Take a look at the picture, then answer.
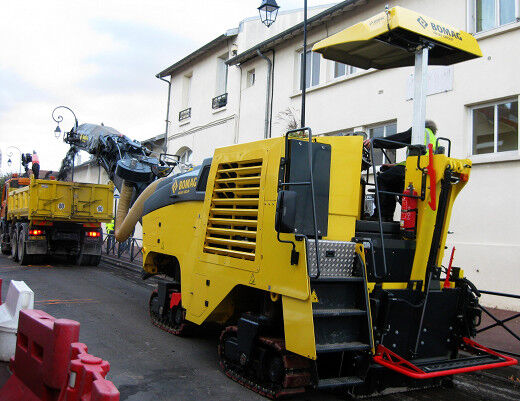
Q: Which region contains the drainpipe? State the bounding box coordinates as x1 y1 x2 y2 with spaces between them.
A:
156 74 171 153
256 49 272 140
236 64 243 144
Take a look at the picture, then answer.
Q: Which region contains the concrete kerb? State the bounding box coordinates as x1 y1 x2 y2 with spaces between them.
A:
100 255 141 274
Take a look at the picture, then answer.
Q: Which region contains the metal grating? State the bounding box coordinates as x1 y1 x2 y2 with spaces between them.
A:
306 240 357 278
204 159 262 261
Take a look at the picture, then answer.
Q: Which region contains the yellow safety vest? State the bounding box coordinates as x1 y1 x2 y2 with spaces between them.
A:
106 219 114 232
397 128 437 165
425 128 437 153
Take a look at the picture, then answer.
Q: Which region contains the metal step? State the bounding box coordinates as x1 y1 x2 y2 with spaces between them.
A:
416 354 504 373
316 341 371 353
317 376 364 389
313 308 366 317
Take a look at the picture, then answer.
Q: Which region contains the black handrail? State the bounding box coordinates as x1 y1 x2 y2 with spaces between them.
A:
369 141 388 281
367 137 431 281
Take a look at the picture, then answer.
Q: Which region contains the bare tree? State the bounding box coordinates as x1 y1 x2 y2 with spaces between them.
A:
275 107 300 132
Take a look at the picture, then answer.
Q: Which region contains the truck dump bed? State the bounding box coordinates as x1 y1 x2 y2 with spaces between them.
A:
7 179 113 223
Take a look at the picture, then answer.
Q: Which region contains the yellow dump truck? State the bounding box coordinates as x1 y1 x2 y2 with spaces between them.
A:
0 177 113 266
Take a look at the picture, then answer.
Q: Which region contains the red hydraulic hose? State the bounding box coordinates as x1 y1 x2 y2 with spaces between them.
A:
444 246 456 289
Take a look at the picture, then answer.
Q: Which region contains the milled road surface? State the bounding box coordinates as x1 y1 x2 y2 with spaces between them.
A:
0 254 518 400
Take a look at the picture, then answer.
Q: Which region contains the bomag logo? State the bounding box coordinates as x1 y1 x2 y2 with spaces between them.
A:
417 16 428 29
172 177 197 195
431 22 462 41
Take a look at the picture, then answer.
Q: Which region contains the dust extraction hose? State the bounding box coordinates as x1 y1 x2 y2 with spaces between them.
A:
114 177 167 242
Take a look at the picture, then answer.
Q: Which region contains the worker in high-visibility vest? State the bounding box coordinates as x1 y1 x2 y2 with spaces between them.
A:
106 217 115 252
106 218 115 234
364 120 438 221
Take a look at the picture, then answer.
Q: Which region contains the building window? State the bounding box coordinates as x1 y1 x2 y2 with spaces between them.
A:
182 73 192 109
247 69 256 87
368 122 397 165
299 50 321 90
325 128 355 136
474 0 517 33
471 99 518 155
216 53 228 96
178 148 193 170
334 62 356 78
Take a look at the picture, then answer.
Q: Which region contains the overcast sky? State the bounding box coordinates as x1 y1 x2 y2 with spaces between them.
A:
0 0 334 174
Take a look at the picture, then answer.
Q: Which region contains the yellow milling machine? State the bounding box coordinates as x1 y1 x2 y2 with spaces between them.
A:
117 6 517 398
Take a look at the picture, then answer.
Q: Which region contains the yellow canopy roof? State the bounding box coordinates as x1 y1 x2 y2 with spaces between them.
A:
313 6 482 70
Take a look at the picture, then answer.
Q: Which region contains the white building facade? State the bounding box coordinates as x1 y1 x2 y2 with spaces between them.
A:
159 0 520 309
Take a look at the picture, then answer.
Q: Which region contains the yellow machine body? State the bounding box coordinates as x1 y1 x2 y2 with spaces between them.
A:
142 136 471 360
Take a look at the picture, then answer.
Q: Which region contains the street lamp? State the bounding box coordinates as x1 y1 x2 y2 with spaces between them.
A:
258 0 280 28
7 146 22 174
51 105 79 181
258 0 308 128
52 105 79 140
54 124 62 139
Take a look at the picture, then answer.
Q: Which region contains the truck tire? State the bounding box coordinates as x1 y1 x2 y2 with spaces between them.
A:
0 222 10 255
18 224 32 266
86 254 101 266
10 225 19 262
75 252 91 266
1 242 9 255
1 235 10 255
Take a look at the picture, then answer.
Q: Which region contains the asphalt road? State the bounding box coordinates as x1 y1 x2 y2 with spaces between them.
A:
0 254 519 401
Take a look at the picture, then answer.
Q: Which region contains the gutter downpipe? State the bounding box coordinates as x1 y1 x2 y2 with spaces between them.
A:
256 49 272 140
156 75 172 153
235 64 243 144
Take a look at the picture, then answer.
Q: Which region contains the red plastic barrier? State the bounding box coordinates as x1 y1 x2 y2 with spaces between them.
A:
10 309 80 398
58 343 119 401
0 310 119 401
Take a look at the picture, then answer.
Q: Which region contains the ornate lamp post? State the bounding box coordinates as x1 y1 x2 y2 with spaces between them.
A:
259 0 307 128
7 146 22 175
52 105 79 138
52 106 79 180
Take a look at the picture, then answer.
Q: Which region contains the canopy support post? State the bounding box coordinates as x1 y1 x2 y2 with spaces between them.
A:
412 46 429 145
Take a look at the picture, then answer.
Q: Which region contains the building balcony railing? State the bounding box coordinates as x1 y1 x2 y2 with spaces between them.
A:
179 107 191 121
212 93 228 109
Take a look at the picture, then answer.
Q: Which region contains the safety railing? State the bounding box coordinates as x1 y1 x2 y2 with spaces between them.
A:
178 107 191 121
102 233 142 263
477 290 520 358
212 93 228 109
365 138 428 281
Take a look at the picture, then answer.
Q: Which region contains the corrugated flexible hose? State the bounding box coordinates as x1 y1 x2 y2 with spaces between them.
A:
114 177 167 242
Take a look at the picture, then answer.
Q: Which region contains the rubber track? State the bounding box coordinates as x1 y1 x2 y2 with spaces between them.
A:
218 326 313 399
149 289 190 336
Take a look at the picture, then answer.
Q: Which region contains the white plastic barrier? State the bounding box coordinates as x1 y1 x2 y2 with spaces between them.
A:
0 281 34 361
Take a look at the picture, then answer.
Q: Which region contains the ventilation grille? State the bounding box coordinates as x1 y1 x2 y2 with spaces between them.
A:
204 159 262 261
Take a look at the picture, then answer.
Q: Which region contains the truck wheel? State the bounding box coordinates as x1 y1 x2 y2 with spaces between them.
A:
90 254 101 266
18 225 32 266
75 252 91 266
1 238 10 255
0 222 10 255
10 226 19 262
